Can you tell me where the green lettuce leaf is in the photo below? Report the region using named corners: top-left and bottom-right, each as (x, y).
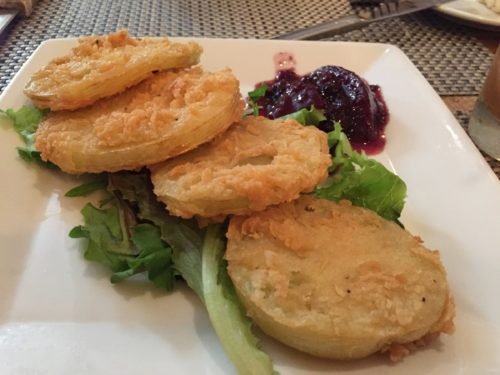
top-left (69, 170), bottom-right (204, 296)
top-left (65, 176), bottom-right (108, 197)
top-left (69, 203), bottom-right (134, 271)
top-left (202, 225), bottom-right (277, 375)
top-left (1, 106), bottom-right (56, 168)
top-left (1, 106), bottom-right (47, 139)
top-left (280, 106), bottom-right (326, 126)
top-left (111, 223), bottom-right (176, 290)
top-left (69, 195), bottom-right (176, 291)
top-left (245, 84), bottom-right (268, 116)
top-left (107, 171), bottom-right (205, 299)
top-left (314, 122), bottom-right (407, 222)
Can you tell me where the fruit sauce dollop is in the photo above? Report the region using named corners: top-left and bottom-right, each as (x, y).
top-left (256, 65), bottom-right (389, 154)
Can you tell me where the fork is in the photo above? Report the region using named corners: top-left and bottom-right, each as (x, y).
top-left (273, 0), bottom-right (436, 40)
top-left (351, 0), bottom-right (401, 20)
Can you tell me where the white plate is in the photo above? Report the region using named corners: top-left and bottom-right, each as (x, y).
top-left (435, 0), bottom-right (500, 28)
top-left (1, 38), bottom-right (500, 375)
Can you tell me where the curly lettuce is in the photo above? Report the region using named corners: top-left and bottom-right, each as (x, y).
top-left (69, 171), bottom-right (276, 374)
top-left (0, 106), bottom-right (55, 168)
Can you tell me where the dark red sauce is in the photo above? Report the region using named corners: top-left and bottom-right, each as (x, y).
top-left (256, 62), bottom-right (389, 154)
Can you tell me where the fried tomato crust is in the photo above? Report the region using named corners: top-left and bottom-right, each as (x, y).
top-left (35, 67), bottom-right (244, 174)
top-left (226, 196), bottom-right (455, 360)
top-left (149, 116), bottom-right (331, 219)
top-left (24, 29), bottom-right (202, 110)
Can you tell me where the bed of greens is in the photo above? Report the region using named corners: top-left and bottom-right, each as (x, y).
top-left (1, 101), bottom-right (406, 374)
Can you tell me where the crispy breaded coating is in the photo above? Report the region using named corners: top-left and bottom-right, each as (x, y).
top-left (150, 116), bottom-right (331, 219)
top-left (35, 67), bottom-right (244, 174)
top-left (226, 196), bottom-right (455, 360)
top-left (24, 30), bottom-right (202, 110)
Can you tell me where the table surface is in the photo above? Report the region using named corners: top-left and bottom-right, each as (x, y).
top-left (0, 0), bottom-right (499, 178)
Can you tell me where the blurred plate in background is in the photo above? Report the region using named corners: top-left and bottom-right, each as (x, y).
top-left (435, 0), bottom-right (500, 28)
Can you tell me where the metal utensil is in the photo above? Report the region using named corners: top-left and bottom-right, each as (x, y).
top-left (0, 9), bottom-right (18, 35)
top-left (274, 0), bottom-right (453, 40)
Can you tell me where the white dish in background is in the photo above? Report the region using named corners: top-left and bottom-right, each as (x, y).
top-left (1, 38), bottom-right (500, 375)
top-left (435, 0), bottom-right (500, 28)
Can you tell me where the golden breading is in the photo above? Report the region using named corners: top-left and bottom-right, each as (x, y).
top-left (226, 196), bottom-right (455, 360)
top-left (35, 67), bottom-right (244, 174)
top-left (24, 30), bottom-right (202, 110)
top-left (149, 116), bottom-right (331, 219)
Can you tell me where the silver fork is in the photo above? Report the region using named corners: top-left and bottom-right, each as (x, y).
top-left (351, 0), bottom-right (401, 19)
top-left (273, 0), bottom-right (448, 40)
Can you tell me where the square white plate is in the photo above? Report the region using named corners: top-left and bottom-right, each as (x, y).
top-left (1, 38), bottom-right (500, 375)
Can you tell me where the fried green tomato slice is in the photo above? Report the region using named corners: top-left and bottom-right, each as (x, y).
top-left (226, 196), bottom-right (455, 361)
top-left (149, 116), bottom-right (331, 219)
top-left (35, 67), bottom-right (244, 174)
top-left (24, 29), bottom-right (202, 110)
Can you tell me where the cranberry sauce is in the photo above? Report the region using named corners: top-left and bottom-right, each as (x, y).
top-left (256, 65), bottom-right (389, 154)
